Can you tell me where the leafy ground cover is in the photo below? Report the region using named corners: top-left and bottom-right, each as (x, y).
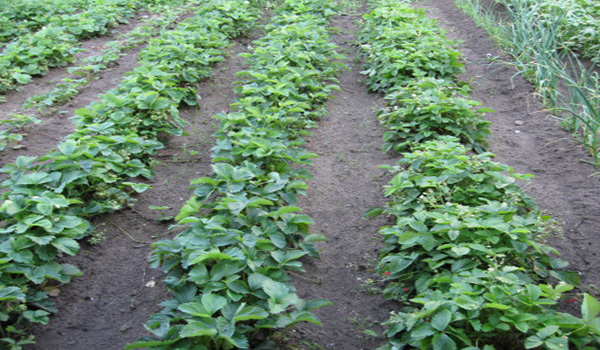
top-left (359, 0), bottom-right (600, 348)
top-left (127, 0), bottom-right (343, 348)
top-left (0, 0), bottom-right (92, 44)
top-left (0, 3), bottom-right (193, 161)
top-left (1, 0), bottom-right (600, 348)
top-left (0, 0), bottom-right (157, 94)
top-left (21, 3), bottom-right (196, 115)
top-left (0, 0), bottom-right (258, 347)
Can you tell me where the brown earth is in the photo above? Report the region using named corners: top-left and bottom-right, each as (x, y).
top-left (11, 0), bottom-right (600, 349)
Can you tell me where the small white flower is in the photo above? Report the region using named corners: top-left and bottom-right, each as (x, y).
top-left (145, 280), bottom-right (156, 288)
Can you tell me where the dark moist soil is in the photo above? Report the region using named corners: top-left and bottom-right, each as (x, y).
top-left (17, 0), bottom-right (600, 349)
top-left (278, 7), bottom-right (400, 350)
top-left (415, 0), bottom-right (600, 301)
top-left (25, 31), bottom-right (258, 350)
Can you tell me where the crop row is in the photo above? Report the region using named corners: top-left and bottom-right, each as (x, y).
top-left (359, 1), bottom-right (600, 349)
top-left (22, 2), bottom-right (198, 114)
top-left (0, 0), bottom-right (92, 43)
top-left (0, 0), bottom-right (153, 94)
top-left (0, 1), bottom-right (257, 347)
top-left (126, 0), bottom-right (343, 348)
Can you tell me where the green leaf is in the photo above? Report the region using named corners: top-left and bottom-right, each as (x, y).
top-left (234, 305), bottom-right (269, 322)
top-left (27, 235), bottom-right (55, 246)
top-left (189, 249), bottom-right (237, 264)
top-left (58, 141), bottom-right (77, 156)
top-left (544, 336), bottom-right (568, 350)
top-left (61, 264), bottom-right (81, 277)
top-left (178, 302), bottom-right (211, 317)
top-left (582, 293), bottom-right (600, 324)
top-left (431, 309), bottom-right (452, 331)
top-left (23, 310), bottom-right (50, 325)
top-left (364, 207), bottom-right (384, 218)
top-left (180, 319), bottom-right (218, 338)
top-left (51, 237), bottom-right (80, 255)
top-left (303, 299), bottom-right (333, 311)
top-left (550, 270), bottom-right (580, 286)
top-left (411, 322), bottom-right (436, 339)
top-left (19, 172), bottom-right (51, 185)
top-left (0, 287), bottom-right (26, 301)
top-left (263, 280), bottom-right (298, 314)
top-left (433, 333), bottom-right (456, 350)
top-left (123, 182), bottom-right (151, 193)
top-left (483, 303), bottom-right (511, 310)
top-left (213, 163), bottom-right (234, 179)
top-left (202, 294), bottom-right (228, 316)
top-left (451, 246), bottom-right (470, 256)
top-left (275, 206), bottom-right (302, 217)
top-left (537, 325), bottom-right (559, 339)
top-left (263, 280), bottom-right (290, 300)
top-left (454, 295), bottom-right (481, 310)
top-left (176, 197), bottom-right (201, 221)
top-left (12, 73), bottom-right (31, 84)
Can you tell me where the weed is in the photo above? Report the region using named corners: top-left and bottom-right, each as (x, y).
top-left (87, 230), bottom-right (106, 245)
top-left (347, 315), bottom-right (379, 338)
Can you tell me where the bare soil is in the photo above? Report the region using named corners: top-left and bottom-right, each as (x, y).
top-left (11, 0), bottom-right (600, 349)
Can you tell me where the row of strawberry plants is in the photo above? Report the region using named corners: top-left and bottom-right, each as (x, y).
top-left (22, 2), bottom-right (199, 114)
top-left (0, 0), bottom-right (92, 43)
top-left (126, 0), bottom-right (342, 348)
top-left (360, 1), bottom-right (600, 349)
top-left (0, 0), bottom-right (152, 94)
top-left (0, 1), bottom-right (258, 347)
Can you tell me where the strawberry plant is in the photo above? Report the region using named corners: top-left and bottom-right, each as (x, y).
top-left (0, 0), bottom-right (157, 93)
top-left (22, 4), bottom-right (196, 112)
top-left (0, 0), bottom-right (91, 43)
top-left (358, 3), bottom-right (463, 92)
top-left (360, 1), bottom-right (600, 349)
top-left (377, 139), bottom-right (599, 349)
top-left (0, 0), bottom-right (258, 346)
top-left (377, 77), bottom-right (491, 153)
top-left (128, 0), bottom-right (343, 348)
top-left (0, 115), bottom-right (41, 153)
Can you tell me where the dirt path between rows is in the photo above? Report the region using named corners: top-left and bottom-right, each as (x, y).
top-left (25, 30), bottom-right (259, 350)
top-left (284, 9), bottom-right (397, 350)
top-left (286, 0), bottom-right (600, 348)
top-left (416, 0), bottom-right (600, 298)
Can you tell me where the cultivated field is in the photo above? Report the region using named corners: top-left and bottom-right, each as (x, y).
top-left (1, 0), bottom-right (599, 349)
